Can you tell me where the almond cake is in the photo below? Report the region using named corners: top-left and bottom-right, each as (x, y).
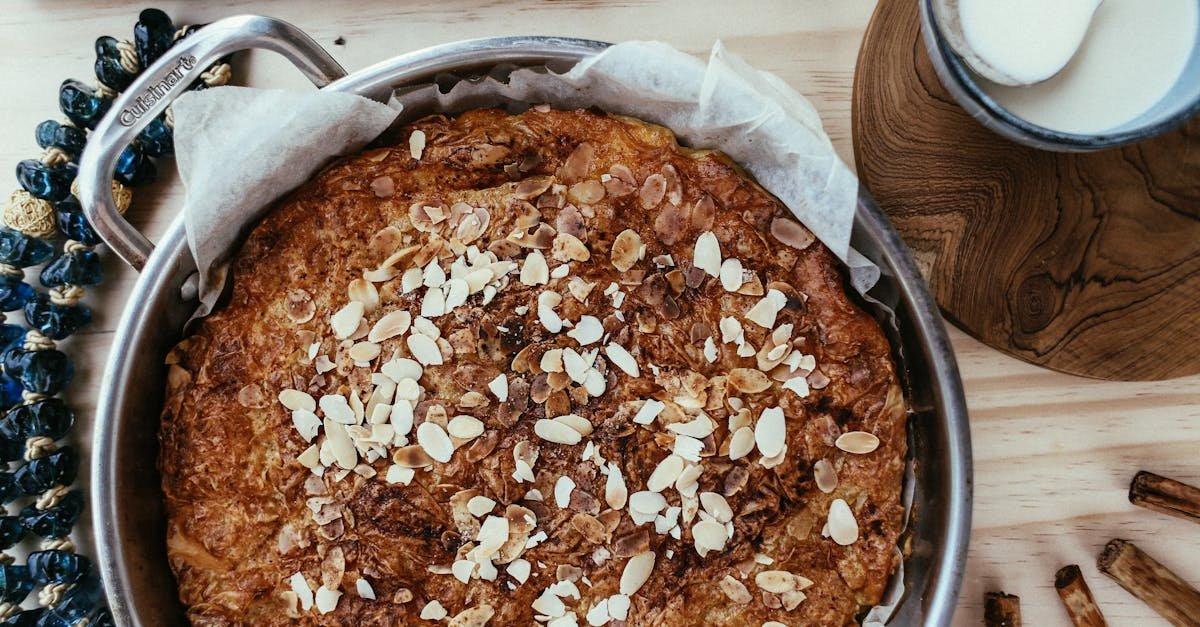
top-left (159, 106), bottom-right (908, 626)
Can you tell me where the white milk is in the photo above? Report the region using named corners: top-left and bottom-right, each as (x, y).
top-left (979, 0), bottom-right (1198, 135)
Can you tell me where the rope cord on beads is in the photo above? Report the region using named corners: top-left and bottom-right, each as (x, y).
top-left (0, 8), bottom-right (234, 626)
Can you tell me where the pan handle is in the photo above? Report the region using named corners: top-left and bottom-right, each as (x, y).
top-left (77, 15), bottom-right (346, 272)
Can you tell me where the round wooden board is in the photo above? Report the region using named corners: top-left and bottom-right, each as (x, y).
top-left (851, 0), bottom-right (1200, 381)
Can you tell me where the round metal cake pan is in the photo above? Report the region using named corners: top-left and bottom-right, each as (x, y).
top-left (79, 16), bottom-right (972, 626)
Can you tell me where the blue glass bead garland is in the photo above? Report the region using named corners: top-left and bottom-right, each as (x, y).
top-left (0, 8), bottom-right (234, 623)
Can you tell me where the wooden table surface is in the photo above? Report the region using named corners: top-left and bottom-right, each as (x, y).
top-left (2, 1), bottom-right (1198, 624)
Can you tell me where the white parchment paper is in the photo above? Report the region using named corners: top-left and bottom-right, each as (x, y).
top-left (171, 40), bottom-right (903, 622)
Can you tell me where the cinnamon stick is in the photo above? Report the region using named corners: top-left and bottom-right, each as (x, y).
top-left (1055, 565), bottom-right (1107, 627)
top-left (984, 591), bottom-right (1021, 627)
top-left (1098, 539), bottom-right (1200, 627)
top-left (1129, 471), bottom-right (1200, 524)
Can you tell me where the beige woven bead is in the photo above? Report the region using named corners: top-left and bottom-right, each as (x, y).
top-left (70, 178), bottom-right (132, 214)
top-left (2, 190), bottom-right (57, 239)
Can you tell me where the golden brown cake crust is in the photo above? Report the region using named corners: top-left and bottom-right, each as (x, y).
top-left (160, 107), bottom-right (906, 626)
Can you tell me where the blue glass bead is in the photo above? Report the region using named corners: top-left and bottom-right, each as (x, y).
top-left (0, 277), bottom-right (34, 313)
top-left (0, 609), bottom-right (44, 627)
top-left (88, 609), bottom-right (114, 627)
top-left (39, 250), bottom-right (103, 288)
top-left (0, 399), bottom-right (76, 442)
top-left (134, 9), bottom-right (175, 69)
top-left (16, 350), bottom-right (73, 396)
top-left (54, 198), bottom-right (103, 248)
top-left (0, 473), bottom-right (17, 504)
top-left (0, 325), bottom-right (26, 352)
top-left (0, 442), bottom-right (22, 464)
top-left (0, 374), bottom-right (21, 411)
top-left (15, 160), bottom-right (75, 203)
top-left (28, 550), bottom-right (90, 585)
top-left (15, 447), bottom-right (78, 495)
top-left (1, 348), bottom-right (23, 377)
top-left (33, 573), bottom-right (101, 627)
top-left (93, 36), bottom-right (136, 93)
top-left (0, 517), bottom-right (23, 550)
top-left (114, 143), bottom-right (157, 187)
top-left (0, 564), bottom-right (32, 603)
top-left (59, 80), bottom-right (111, 130)
top-left (34, 121), bottom-right (86, 162)
top-left (19, 490), bottom-right (84, 538)
top-left (137, 115), bottom-right (174, 158)
top-left (0, 228), bottom-right (54, 267)
top-left (23, 293), bottom-right (93, 340)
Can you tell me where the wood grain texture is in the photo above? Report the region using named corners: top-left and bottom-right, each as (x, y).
top-left (851, 0), bottom-right (1200, 381)
top-left (0, 1), bottom-right (1198, 625)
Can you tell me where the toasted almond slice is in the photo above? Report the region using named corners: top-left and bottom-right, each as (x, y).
top-left (538, 305), bottom-right (564, 334)
top-left (540, 349), bottom-right (565, 373)
top-left (718, 258), bottom-right (745, 292)
top-left (507, 559), bottom-right (532, 584)
top-left (487, 374), bottom-right (508, 402)
top-left (552, 232), bottom-right (591, 263)
top-left (451, 559), bottom-right (476, 584)
top-left (319, 395), bottom-right (356, 424)
top-left (401, 267), bottom-right (423, 293)
top-left (647, 455), bottom-right (685, 493)
top-left (567, 315), bottom-right (604, 346)
top-left (520, 250), bottom-right (550, 286)
top-left (348, 341), bottom-right (381, 363)
top-left (703, 337), bottom-right (718, 363)
top-left (813, 459), bottom-right (838, 493)
top-left (619, 551), bottom-right (655, 596)
top-left (407, 334), bottom-right (444, 366)
top-left (554, 475), bottom-right (576, 508)
top-left (771, 217), bottom-right (815, 250)
top-left (417, 422), bottom-right (453, 463)
top-left (330, 301), bottom-right (365, 339)
top-left (719, 575), bottom-right (752, 604)
top-left (449, 604), bottom-right (495, 627)
top-left (567, 277), bottom-right (596, 302)
top-left (605, 343), bottom-right (639, 377)
top-left (467, 495), bottom-right (496, 518)
top-left (409, 130), bottom-right (426, 160)
top-left (605, 463), bottom-right (628, 510)
top-left (290, 573), bottom-right (314, 611)
top-left (699, 492), bottom-right (733, 523)
top-left (728, 368), bottom-right (771, 393)
top-left (448, 415), bottom-right (485, 440)
top-left (420, 600), bottom-right (447, 620)
top-left (692, 519), bottom-right (728, 556)
top-left (693, 231), bottom-right (722, 277)
top-left (835, 431), bottom-right (880, 454)
top-left (535, 419), bottom-right (583, 445)
top-left (443, 278), bottom-right (470, 310)
top-left (782, 376), bottom-right (810, 398)
top-left (675, 463), bottom-right (703, 498)
top-left (610, 230), bottom-right (643, 272)
top-left (632, 399), bottom-right (664, 425)
top-left (421, 286), bottom-right (446, 318)
top-left (381, 357), bottom-right (423, 383)
top-left (325, 420), bottom-right (357, 470)
top-left (745, 289), bottom-right (787, 329)
top-left (279, 389), bottom-right (316, 412)
top-left (828, 498), bottom-right (859, 545)
top-left (423, 261), bottom-right (446, 288)
top-left (348, 279), bottom-right (380, 312)
top-left (368, 310), bottom-right (412, 343)
top-left (314, 585), bottom-right (341, 615)
top-left (754, 407), bottom-right (786, 458)
top-left (755, 570), bottom-right (796, 594)
top-left (727, 427), bottom-right (756, 461)
top-left (667, 415), bottom-right (715, 438)
top-left (718, 316), bottom-right (743, 344)
top-left (292, 409), bottom-right (321, 442)
top-left (552, 413), bottom-right (592, 437)
top-left (629, 491), bottom-right (667, 515)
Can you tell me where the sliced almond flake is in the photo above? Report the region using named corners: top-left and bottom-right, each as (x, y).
top-left (487, 374), bottom-right (508, 401)
top-left (728, 427), bottom-right (755, 460)
top-left (745, 289), bottom-right (788, 329)
top-left (719, 575), bottom-right (752, 604)
top-left (520, 250), bottom-right (550, 286)
top-left (813, 459), bottom-right (838, 493)
top-left (407, 334), bottom-right (443, 366)
top-left (467, 495), bottom-right (497, 518)
top-left (643, 454), bottom-right (684, 492)
top-left (550, 263), bottom-right (570, 280)
top-left (416, 422), bottom-right (453, 463)
top-left (540, 349), bottom-right (565, 373)
top-left (700, 492), bottom-right (733, 523)
top-left (348, 278), bottom-right (380, 312)
top-left (736, 341), bottom-right (756, 358)
top-left (567, 277), bottom-right (596, 302)
top-left (420, 285), bottom-right (446, 318)
top-left (760, 445), bottom-right (787, 469)
top-left (325, 420), bottom-right (357, 470)
top-left (828, 498), bottom-right (859, 545)
top-left (552, 232), bottom-right (591, 263)
top-left (718, 258), bottom-right (745, 292)
top-left (394, 378), bottom-right (421, 402)
top-left (610, 230), bottom-right (643, 272)
top-left (583, 369), bottom-right (607, 397)
top-left (476, 514), bottom-right (510, 556)
top-left (330, 302), bottom-right (365, 339)
top-left (692, 519), bottom-right (728, 557)
top-left (292, 409), bottom-right (322, 442)
top-left (535, 419), bottom-right (583, 445)
top-left (585, 598), bottom-right (611, 626)
top-left (835, 431), bottom-right (880, 454)
top-left (422, 261), bottom-right (446, 288)
top-left (567, 315), bottom-right (604, 346)
top-left (604, 343), bottom-right (639, 377)
top-left (452, 559), bottom-right (476, 584)
top-left (385, 464), bottom-right (415, 485)
top-left (319, 395), bottom-right (356, 425)
top-left (562, 349), bottom-right (590, 383)
top-left (290, 573), bottom-right (315, 611)
top-left (554, 413), bottom-right (594, 437)
top-left (693, 231), bottom-right (722, 277)
top-left (507, 558), bottom-right (532, 584)
top-left (619, 551), bottom-right (655, 596)
top-left (608, 594), bottom-right (631, 620)
top-left (464, 268), bottom-right (494, 293)
top-left (673, 435), bottom-right (704, 462)
top-left (674, 463), bottom-right (703, 498)
top-left (409, 130), bottom-right (426, 160)
top-left (667, 414), bottom-right (716, 438)
top-left (356, 578), bottom-right (376, 600)
top-left (400, 267), bottom-right (423, 293)
top-left (770, 217), bottom-right (815, 250)
top-left (443, 278), bottom-right (470, 310)
top-left (703, 337), bottom-right (718, 363)
top-left (368, 310), bottom-right (412, 343)
top-left (754, 407), bottom-right (786, 458)
top-left (412, 316), bottom-right (441, 339)
top-left (728, 368), bottom-right (772, 394)
top-left (363, 266), bottom-right (398, 283)
top-left (554, 475), bottom-right (577, 508)
top-left (629, 491), bottom-right (667, 517)
top-left (782, 376), bottom-right (810, 398)
top-left (297, 445), bottom-right (321, 469)
top-left (448, 415), bottom-right (485, 440)
top-left (538, 305), bottom-right (564, 334)
top-left (632, 399), bottom-right (664, 425)
top-left (754, 570), bottom-right (796, 594)
top-left (348, 341), bottom-right (381, 363)
top-left (279, 389), bottom-right (316, 412)
top-left (420, 600), bottom-right (447, 620)
top-left (605, 463), bottom-right (628, 510)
